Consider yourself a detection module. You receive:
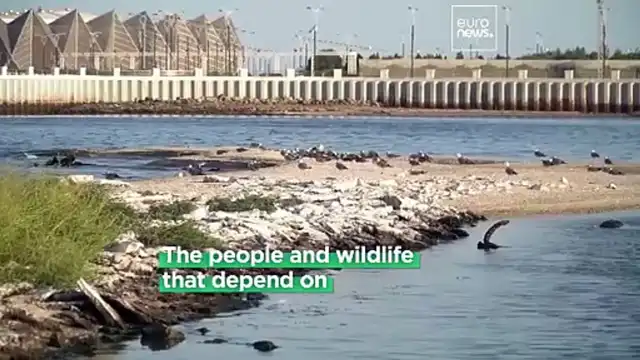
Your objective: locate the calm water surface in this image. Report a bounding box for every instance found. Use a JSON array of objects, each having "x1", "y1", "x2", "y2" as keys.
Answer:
[
  {"x1": 0, "y1": 116, "x2": 639, "y2": 178},
  {"x1": 86, "y1": 211, "x2": 640, "y2": 360},
  {"x1": 2, "y1": 116, "x2": 639, "y2": 359}
]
